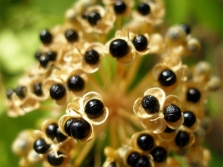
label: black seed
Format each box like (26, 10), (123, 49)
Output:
(113, 1), (127, 14)
(46, 51), (57, 61)
(183, 111), (196, 127)
(47, 151), (64, 166)
(127, 152), (140, 166)
(141, 95), (160, 114)
(137, 133), (154, 151)
(40, 29), (52, 44)
(56, 128), (67, 142)
(46, 123), (58, 140)
(186, 88), (201, 103)
(15, 86), (26, 99)
(180, 24), (191, 35)
(158, 69), (177, 87)
(150, 146), (167, 163)
(132, 34), (148, 51)
(85, 99), (104, 119)
(84, 49), (100, 65)
(33, 138), (50, 154)
(137, 2), (151, 16)
(164, 126), (175, 133)
(87, 11), (101, 26)
(109, 39), (129, 58)
(164, 104), (182, 122)
(108, 161), (117, 167)
(39, 55), (50, 68)
(135, 155), (151, 167)
(33, 82), (43, 96)
(50, 84), (66, 100)
(6, 88), (14, 100)
(70, 118), (91, 140)
(35, 51), (42, 60)
(64, 119), (74, 136)
(67, 75), (85, 91)
(65, 29), (78, 42)
(175, 131), (190, 147)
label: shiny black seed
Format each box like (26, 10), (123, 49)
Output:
(50, 84), (66, 100)
(150, 146), (167, 163)
(180, 24), (191, 35)
(46, 123), (58, 140)
(158, 69), (177, 87)
(82, 11), (88, 19)
(65, 29), (78, 42)
(175, 131), (190, 147)
(6, 88), (14, 100)
(109, 39), (129, 58)
(87, 11), (101, 26)
(33, 82), (43, 96)
(164, 104), (182, 122)
(164, 126), (175, 133)
(47, 151), (64, 166)
(84, 49), (100, 65)
(132, 35), (148, 51)
(108, 161), (117, 167)
(35, 51), (42, 60)
(127, 152), (140, 166)
(85, 99), (104, 119)
(39, 55), (50, 67)
(46, 51), (57, 61)
(70, 118), (91, 140)
(15, 86), (26, 99)
(137, 134), (154, 151)
(113, 1), (127, 14)
(135, 155), (151, 167)
(40, 29), (52, 44)
(137, 2), (151, 16)
(56, 128), (67, 142)
(183, 111), (196, 127)
(186, 88), (201, 103)
(33, 138), (50, 154)
(67, 75), (85, 91)
(141, 95), (160, 114)
(64, 119), (73, 136)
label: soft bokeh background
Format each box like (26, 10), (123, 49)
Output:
(0, 0), (222, 166)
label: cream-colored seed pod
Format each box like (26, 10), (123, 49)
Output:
(12, 130), (34, 156)
(165, 26), (187, 47)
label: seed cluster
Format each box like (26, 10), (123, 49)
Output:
(7, 0), (220, 167)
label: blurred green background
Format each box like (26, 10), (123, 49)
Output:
(0, 0), (222, 166)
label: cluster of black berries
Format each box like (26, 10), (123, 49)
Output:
(126, 133), (167, 167)
(33, 122), (68, 166)
(62, 98), (105, 140)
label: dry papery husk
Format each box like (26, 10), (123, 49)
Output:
(105, 28), (136, 64)
(43, 77), (68, 106)
(123, 147), (154, 167)
(133, 87), (165, 119)
(169, 127), (195, 152)
(152, 142), (169, 167)
(65, 92), (109, 126)
(129, 31), (150, 56)
(132, 0), (165, 25)
(130, 130), (159, 152)
(163, 95), (184, 130)
(182, 81), (207, 119)
(77, 5), (116, 34)
(19, 149), (43, 167)
(58, 114), (95, 142)
(12, 130), (34, 156)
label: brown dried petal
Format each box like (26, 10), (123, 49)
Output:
(142, 117), (166, 134)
